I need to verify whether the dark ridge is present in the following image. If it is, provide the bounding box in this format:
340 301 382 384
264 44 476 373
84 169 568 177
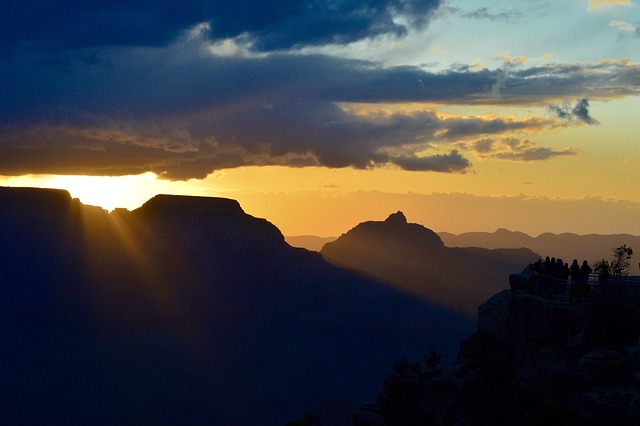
134 193 245 217
0 188 474 425
439 228 640 275
0 186 72 212
328 212 444 250
322 212 538 316
131 193 286 248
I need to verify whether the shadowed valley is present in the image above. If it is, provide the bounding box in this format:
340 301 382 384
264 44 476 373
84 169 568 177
321 212 539 316
0 187 474 425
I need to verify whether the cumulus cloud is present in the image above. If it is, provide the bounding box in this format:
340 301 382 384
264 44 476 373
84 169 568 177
588 0 634 11
458 136 579 162
610 20 640 37
547 98 600 125
470 138 496 154
490 53 527 100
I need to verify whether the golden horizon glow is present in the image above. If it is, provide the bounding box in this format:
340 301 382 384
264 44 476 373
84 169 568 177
2 157 640 238
0 173 216 211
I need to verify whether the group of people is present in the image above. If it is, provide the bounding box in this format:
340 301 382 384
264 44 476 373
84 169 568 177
531 256 593 284
523 256 596 302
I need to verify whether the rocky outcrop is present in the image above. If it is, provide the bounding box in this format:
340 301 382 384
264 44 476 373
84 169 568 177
579 348 636 387
323 211 445 255
132 194 286 252
361 288 640 425
581 386 640 424
0 188 475 426
321 212 539 316
510 292 584 346
475 289 640 424
384 210 408 226
477 289 512 345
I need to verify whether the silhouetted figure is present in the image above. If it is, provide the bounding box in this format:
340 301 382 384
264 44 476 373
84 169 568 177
579 260 592 284
552 258 568 299
569 259 591 303
556 258 566 279
533 258 547 296
570 259 580 283
534 258 544 274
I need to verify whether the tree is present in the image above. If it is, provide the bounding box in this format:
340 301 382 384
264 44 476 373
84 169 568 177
286 413 320 426
377 358 437 426
592 259 610 283
422 345 447 378
610 244 633 278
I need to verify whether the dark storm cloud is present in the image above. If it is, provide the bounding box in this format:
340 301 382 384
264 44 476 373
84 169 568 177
0 50 496 126
2 3 639 180
0 35 632 179
0 95 527 178
1 0 442 53
5 47 632 127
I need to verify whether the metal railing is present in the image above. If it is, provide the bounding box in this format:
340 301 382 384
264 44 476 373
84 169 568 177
515 272 640 305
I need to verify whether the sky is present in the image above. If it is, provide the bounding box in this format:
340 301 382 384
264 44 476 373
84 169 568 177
2 0 640 237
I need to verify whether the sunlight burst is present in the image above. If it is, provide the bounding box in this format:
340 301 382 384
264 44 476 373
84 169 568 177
43 173 163 211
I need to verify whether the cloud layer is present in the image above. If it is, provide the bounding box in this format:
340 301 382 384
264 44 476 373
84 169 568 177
1 1 639 179
0 0 443 52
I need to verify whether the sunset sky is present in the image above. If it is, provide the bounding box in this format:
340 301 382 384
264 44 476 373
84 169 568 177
2 0 640 237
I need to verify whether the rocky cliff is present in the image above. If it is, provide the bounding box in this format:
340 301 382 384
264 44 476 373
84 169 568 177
357 288 640 425
321 212 539 316
477 289 640 424
0 187 475 426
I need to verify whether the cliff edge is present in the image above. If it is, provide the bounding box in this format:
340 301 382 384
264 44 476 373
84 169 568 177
357 288 640 425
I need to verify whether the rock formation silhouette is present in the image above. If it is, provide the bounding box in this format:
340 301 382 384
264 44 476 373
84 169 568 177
321 212 539 316
0 187 474 425
354 288 640 425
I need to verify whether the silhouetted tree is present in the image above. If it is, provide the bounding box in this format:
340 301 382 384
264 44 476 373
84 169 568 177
286 413 320 426
594 245 634 283
592 259 610 283
422 345 447 378
610 244 633 279
377 358 437 426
